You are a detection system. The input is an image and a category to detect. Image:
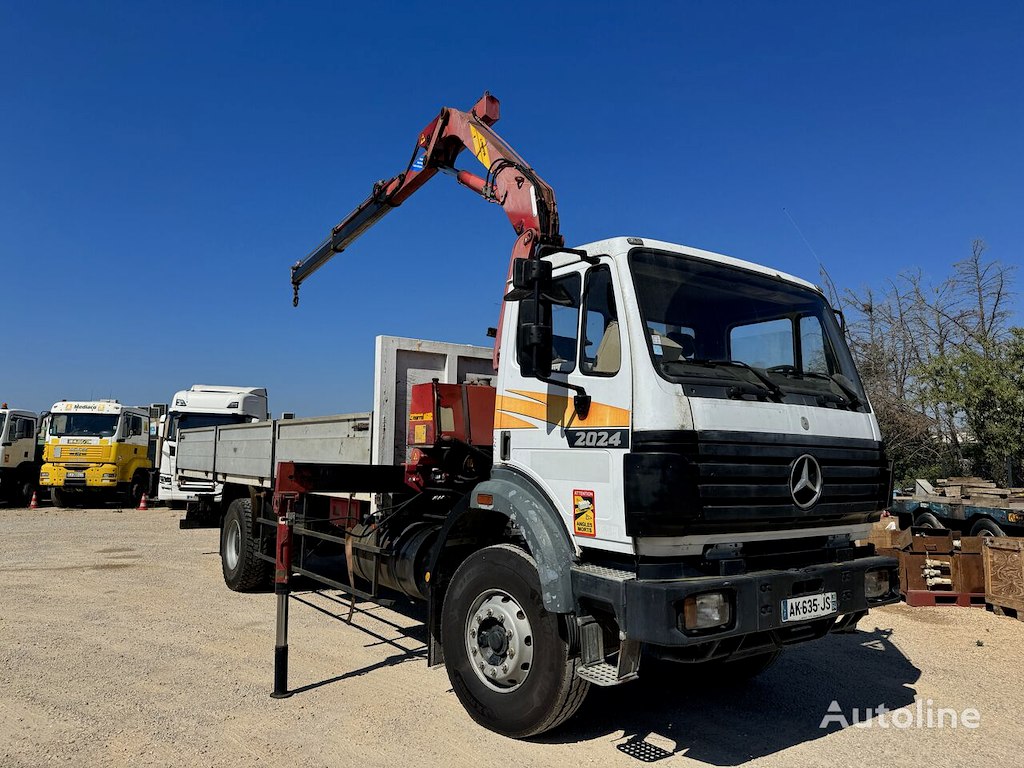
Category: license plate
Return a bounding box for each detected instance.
[781,592,837,622]
[66,472,85,479]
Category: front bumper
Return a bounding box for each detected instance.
[40,463,120,488]
[572,555,899,650]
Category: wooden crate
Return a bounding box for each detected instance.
[983,537,1024,613]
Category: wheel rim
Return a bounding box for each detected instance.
[465,588,535,694]
[224,519,242,570]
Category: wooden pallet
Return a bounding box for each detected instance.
[988,603,1024,622]
[904,589,987,608]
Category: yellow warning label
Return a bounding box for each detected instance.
[413,424,428,444]
[573,489,596,537]
[409,412,434,422]
[470,125,491,168]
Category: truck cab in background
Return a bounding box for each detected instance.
[158,385,268,509]
[40,400,152,508]
[0,405,41,505]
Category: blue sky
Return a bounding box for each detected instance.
[2,1,1022,416]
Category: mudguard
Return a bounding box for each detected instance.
[430,467,577,612]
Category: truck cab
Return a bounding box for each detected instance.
[496,237,888,557]
[40,400,152,507]
[158,385,268,507]
[0,406,40,505]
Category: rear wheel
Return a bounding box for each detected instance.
[221,498,271,591]
[969,518,1005,538]
[440,544,590,738]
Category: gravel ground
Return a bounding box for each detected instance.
[1,505,1021,768]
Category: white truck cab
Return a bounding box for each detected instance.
[158,385,268,507]
[0,406,40,505]
[497,237,886,558]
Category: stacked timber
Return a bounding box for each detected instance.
[915,477,1024,509]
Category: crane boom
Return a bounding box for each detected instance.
[290,93,563,365]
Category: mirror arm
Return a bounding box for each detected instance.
[535,375,591,419]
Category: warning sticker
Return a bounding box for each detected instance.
[573,489,596,537]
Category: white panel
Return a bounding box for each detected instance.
[372,336,493,466]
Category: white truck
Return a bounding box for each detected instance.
[0,406,41,505]
[180,93,899,738]
[158,385,268,512]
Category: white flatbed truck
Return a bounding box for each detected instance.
[181,93,900,738]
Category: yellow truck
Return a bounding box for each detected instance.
[40,400,153,507]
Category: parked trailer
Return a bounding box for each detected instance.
[187,93,900,738]
[891,490,1024,538]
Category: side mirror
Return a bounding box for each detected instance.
[506,258,553,301]
[517,297,553,379]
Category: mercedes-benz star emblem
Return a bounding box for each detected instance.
[790,454,823,509]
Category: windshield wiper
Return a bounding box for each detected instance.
[674,359,786,402]
[800,372,864,410]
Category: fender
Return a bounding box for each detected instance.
[429,467,577,613]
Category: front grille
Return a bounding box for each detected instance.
[627,430,890,535]
[54,445,109,462]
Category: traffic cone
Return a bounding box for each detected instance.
[29,491,39,509]
[137,492,149,511]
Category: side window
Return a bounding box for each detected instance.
[550,274,581,372]
[581,267,621,375]
[799,315,831,374]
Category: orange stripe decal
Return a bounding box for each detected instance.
[496,390,630,429]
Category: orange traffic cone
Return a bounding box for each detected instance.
[137,492,149,511]
[29,491,39,509]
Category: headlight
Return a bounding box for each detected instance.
[865,569,890,599]
[102,473,117,481]
[40,472,50,480]
[680,592,732,631]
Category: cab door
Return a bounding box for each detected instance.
[496,261,633,552]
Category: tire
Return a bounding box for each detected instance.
[440,544,590,738]
[969,518,1006,538]
[913,511,944,529]
[18,481,35,507]
[51,487,70,508]
[221,498,271,592]
[128,473,148,508]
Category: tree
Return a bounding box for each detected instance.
[836,240,1019,486]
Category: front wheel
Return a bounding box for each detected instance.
[913,511,944,529]
[221,498,271,592]
[51,487,71,508]
[440,544,590,738]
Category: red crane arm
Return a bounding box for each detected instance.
[290,93,563,366]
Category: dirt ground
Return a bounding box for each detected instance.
[1,505,1021,768]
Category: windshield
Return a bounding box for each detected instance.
[50,413,119,437]
[167,412,248,440]
[629,249,868,410]
[0,413,6,439]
